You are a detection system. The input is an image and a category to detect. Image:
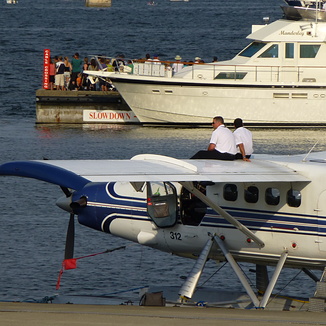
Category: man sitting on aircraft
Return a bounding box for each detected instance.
[191,116,236,160]
[233,118,253,162]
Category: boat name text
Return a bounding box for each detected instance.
[280,30,305,37]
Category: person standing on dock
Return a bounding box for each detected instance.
[69,53,82,90]
[63,56,72,90]
[49,57,56,90]
[54,56,65,91]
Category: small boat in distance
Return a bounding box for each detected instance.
[6,0,18,3]
[147,0,157,5]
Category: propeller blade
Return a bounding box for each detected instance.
[60,186,72,197]
[64,213,75,260]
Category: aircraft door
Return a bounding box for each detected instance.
[147,182,177,228]
[317,190,326,251]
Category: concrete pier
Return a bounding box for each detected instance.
[1,302,326,326]
[85,0,112,7]
[36,89,139,124]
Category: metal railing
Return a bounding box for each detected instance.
[88,55,326,83]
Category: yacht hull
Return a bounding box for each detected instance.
[111,77,326,125]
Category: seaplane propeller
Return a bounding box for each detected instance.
[65,213,75,260]
[57,186,88,260]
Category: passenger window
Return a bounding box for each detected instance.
[223,184,238,201]
[265,188,280,205]
[245,186,259,203]
[287,189,301,207]
[215,72,247,80]
[258,44,278,58]
[238,42,266,57]
[300,45,320,58]
[285,43,294,59]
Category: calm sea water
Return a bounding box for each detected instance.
[0,0,326,304]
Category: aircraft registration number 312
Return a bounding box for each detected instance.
[170,232,182,240]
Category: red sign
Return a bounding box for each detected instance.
[43,49,51,89]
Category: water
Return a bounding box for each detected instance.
[0,0,326,304]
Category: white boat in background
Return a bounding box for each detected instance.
[284,0,326,8]
[86,4,326,126]
[6,0,18,3]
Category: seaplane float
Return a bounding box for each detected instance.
[86,0,326,126]
[2,150,326,309]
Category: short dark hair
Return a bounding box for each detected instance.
[214,116,224,124]
[234,118,243,128]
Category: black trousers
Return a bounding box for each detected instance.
[190,150,235,160]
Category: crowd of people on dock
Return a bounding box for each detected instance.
[47,52,218,91]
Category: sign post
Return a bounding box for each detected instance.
[43,49,51,89]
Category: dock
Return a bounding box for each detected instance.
[35,89,139,124]
[1,302,325,326]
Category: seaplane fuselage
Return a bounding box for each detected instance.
[2,152,326,307]
[60,154,326,270]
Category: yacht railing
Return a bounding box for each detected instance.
[89,56,326,84]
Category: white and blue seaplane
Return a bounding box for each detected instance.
[1,151,326,309]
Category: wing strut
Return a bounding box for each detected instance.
[178,237,214,301]
[213,234,261,308]
[259,250,288,308]
[180,181,265,248]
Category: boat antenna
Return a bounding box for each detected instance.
[302,140,319,162]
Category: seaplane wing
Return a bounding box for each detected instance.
[0,154,310,188]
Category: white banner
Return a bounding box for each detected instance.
[83,110,139,123]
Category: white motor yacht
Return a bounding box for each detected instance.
[86,4,326,126]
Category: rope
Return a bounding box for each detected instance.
[56,245,126,290]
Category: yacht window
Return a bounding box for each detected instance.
[287,189,301,207]
[223,184,238,201]
[300,45,320,58]
[265,187,280,205]
[215,72,247,80]
[245,186,259,203]
[238,42,266,58]
[258,44,279,58]
[285,43,294,59]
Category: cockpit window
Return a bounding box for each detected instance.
[147,182,177,228]
[300,45,320,58]
[238,42,266,58]
[258,44,278,58]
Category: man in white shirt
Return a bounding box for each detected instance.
[172,55,184,75]
[233,118,253,161]
[191,116,236,160]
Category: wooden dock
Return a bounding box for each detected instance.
[35,89,139,124]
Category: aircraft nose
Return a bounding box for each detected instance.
[56,195,73,213]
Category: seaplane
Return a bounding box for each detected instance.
[1,150,326,309]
